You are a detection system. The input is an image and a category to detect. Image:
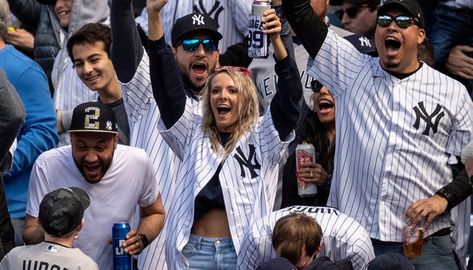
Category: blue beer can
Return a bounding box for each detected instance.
[112,222,132,270]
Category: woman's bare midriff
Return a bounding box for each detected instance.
[191,209,231,237]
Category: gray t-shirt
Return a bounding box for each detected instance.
[0,242,98,270]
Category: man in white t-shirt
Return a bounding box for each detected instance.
[0,187,98,269]
[23,101,165,270]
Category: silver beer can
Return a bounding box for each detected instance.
[248,0,271,58]
[296,143,318,196]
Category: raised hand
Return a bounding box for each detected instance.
[146,0,168,14]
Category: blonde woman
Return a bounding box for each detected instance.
[147,0,303,268]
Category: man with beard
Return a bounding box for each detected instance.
[109,0,222,268]
[283,0,473,269]
[22,101,165,270]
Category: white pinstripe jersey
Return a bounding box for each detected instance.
[158,100,293,269]
[306,29,473,242]
[451,197,470,270]
[118,52,201,270]
[52,48,99,146]
[237,206,375,270]
[140,0,252,53]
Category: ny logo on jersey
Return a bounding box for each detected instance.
[413,102,445,136]
[194,0,224,28]
[358,36,371,47]
[234,144,261,179]
[192,14,205,25]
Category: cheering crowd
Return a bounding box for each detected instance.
[0,0,473,269]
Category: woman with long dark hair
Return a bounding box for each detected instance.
[281,80,336,207]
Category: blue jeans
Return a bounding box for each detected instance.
[183,234,237,270]
[372,234,459,270]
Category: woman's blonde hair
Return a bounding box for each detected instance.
[201,68,260,157]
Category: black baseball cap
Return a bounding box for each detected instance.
[378,0,424,28]
[38,187,91,237]
[70,101,118,133]
[171,12,223,47]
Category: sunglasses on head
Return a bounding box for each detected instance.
[377,15,419,29]
[214,66,251,76]
[335,5,368,20]
[178,38,219,52]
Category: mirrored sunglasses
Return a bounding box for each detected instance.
[377,15,418,29]
[335,5,368,20]
[214,66,251,76]
[179,38,219,52]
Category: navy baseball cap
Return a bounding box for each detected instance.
[171,12,223,47]
[38,187,91,237]
[256,257,297,270]
[368,253,415,270]
[70,101,118,133]
[378,0,424,28]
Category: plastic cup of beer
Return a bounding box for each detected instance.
[402,224,423,257]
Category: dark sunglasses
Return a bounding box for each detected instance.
[377,15,419,29]
[214,66,251,76]
[179,38,219,52]
[335,5,368,20]
[311,79,323,93]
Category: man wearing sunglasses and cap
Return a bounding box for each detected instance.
[0,187,98,269]
[283,0,473,269]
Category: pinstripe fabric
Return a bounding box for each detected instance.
[237,206,375,270]
[118,52,198,270]
[52,49,99,146]
[306,30,473,242]
[158,99,292,269]
[159,0,252,52]
[451,198,470,270]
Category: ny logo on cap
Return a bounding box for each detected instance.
[106,121,113,131]
[192,14,205,25]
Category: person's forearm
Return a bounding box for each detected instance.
[148,8,164,41]
[138,195,165,242]
[23,227,44,244]
[436,167,473,210]
[270,55,303,140]
[282,0,328,58]
[111,0,144,83]
[148,38,186,128]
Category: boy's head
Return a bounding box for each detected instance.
[272,213,323,268]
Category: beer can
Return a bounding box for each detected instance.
[248,0,271,58]
[113,222,132,270]
[296,144,318,196]
[402,225,424,257]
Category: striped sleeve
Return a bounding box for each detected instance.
[306,30,370,97]
[121,52,153,123]
[446,86,473,155]
[158,99,198,160]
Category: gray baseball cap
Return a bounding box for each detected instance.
[38,187,90,237]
